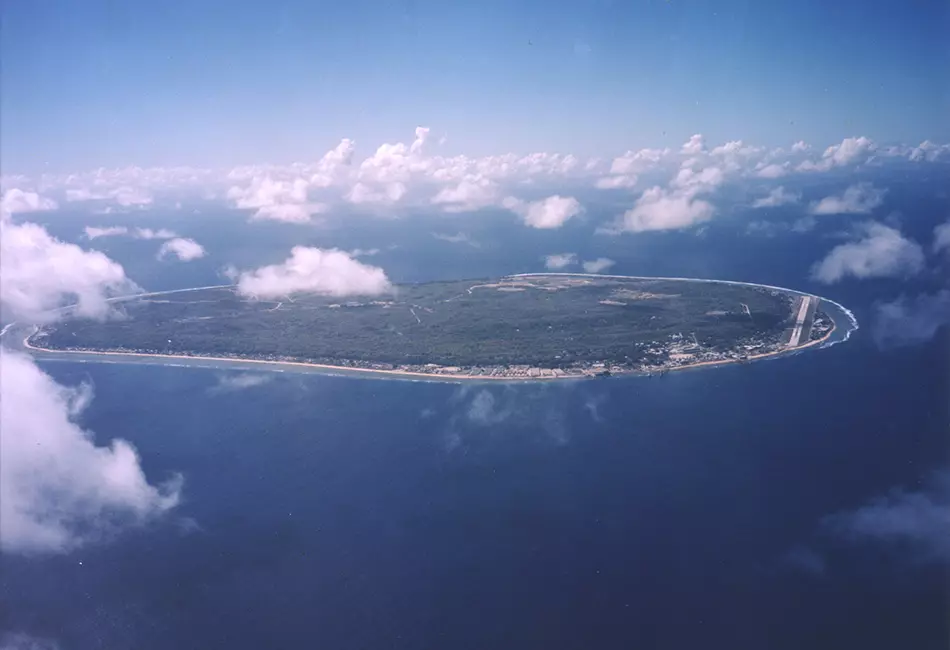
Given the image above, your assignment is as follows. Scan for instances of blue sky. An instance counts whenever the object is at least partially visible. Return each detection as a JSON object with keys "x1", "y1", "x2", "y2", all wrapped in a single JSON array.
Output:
[{"x1": 2, "y1": 0, "x2": 947, "y2": 172}]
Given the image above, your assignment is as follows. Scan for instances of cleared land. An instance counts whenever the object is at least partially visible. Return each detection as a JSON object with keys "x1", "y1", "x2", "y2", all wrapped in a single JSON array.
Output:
[{"x1": 28, "y1": 275, "x2": 828, "y2": 379}]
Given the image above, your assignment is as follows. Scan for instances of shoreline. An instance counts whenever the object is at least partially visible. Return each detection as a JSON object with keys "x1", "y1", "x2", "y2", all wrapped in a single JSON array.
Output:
[{"x1": 22, "y1": 320, "x2": 837, "y2": 383}]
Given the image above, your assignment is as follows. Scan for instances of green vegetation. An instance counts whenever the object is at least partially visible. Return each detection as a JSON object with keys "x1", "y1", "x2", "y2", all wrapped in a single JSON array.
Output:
[{"x1": 36, "y1": 276, "x2": 797, "y2": 369}]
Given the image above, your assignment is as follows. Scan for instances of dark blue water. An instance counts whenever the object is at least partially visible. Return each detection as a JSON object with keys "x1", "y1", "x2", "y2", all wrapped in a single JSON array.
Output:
[{"x1": 5, "y1": 176, "x2": 949, "y2": 649}]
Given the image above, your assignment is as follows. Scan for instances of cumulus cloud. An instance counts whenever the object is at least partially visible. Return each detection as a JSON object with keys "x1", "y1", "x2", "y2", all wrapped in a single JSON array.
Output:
[
  {"x1": 681, "y1": 134, "x2": 705, "y2": 155},
  {"x1": 752, "y1": 186, "x2": 801, "y2": 208},
  {"x1": 595, "y1": 147, "x2": 669, "y2": 189},
  {"x1": 798, "y1": 136, "x2": 876, "y2": 172},
  {"x1": 582, "y1": 257, "x2": 615, "y2": 273},
  {"x1": 158, "y1": 237, "x2": 206, "y2": 262},
  {"x1": 0, "y1": 348, "x2": 181, "y2": 554},
  {"x1": 809, "y1": 182, "x2": 885, "y2": 215},
  {"x1": 791, "y1": 140, "x2": 810, "y2": 153},
  {"x1": 872, "y1": 290, "x2": 950, "y2": 348},
  {"x1": 755, "y1": 163, "x2": 789, "y2": 179},
  {"x1": 431, "y1": 176, "x2": 497, "y2": 212},
  {"x1": 84, "y1": 226, "x2": 177, "y2": 240},
  {"x1": 909, "y1": 140, "x2": 950, "y2": 163},
  {"x1": 503, "y1": 195, "x2": 582, "y2": 229},
  {"x1": 227, "y1": 176, "x2": 325, "y2": 222},
  {"x1": 309, "y1": 138, "x2": 356, "y2": 187},
  {"x1": 810, "y1": 222, "x2": 924, "y2": 283},
  {"x1": 1, "y1": 189, "x2": 59, "y2": 216},
  {"x1": 209, "y1": 372, "x2": 274, "y2": 394},
  {"x1": 609, "y1": 186, "x2": 714, "y2": 233},
  {"x1": 234, "y1": 247, "x2": 391, "y2": 299},
  {"x1": 932, "y1": 220, "x2": 950, "y2": 255},
  {"x1": 824, "y1": 470, "x2": 950, "y2": 564},
  {"x1": 544, "y1": 253, "x2": 577, "y2": 270},
  {"x1": 1, "y1": 220, "x2": 138, "y2": 323},
  {"x1": 432, "y1": 232, "x2": 479, "y2": 247}
]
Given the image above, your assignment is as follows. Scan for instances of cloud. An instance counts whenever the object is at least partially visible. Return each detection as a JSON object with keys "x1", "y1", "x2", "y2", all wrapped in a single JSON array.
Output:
[
  {"x1": 798, "y1": 136, "x2": 876, "y2": 172},
  {"x1": 595, "y1": 147, "x2": 669, "y2": 189},
  {"x1": 609, "y1": 186, "x2": 714, "y2": 233},
  {"x1": 0, "y1": 632, "x2": 61, "y2": 650},
  {"x1": 1, "y1": 220, "x2": 138, "y2": 323},
  {"x1": 227, "y1": 176, "x2": 325, "y2": 222},
  {"x1": 582, "y1": 257, "x2": 615, "y2": 273},
  {"x1": 909, "y1": 140, "x2": 950, "y2": 163},
  {"x1": 544, "y1": 253, "x2": 577, "y2": 270},
  {"x1": 752, "y1": 186, "x2": 801, "y2": 208},
  {"x1": 824, "y1": 470, "x2": 950, "y2": 565},
  {"x1": 933, "y1": 220, "x2": 950, "y2": 255},
  {"x1": 84, "y1": 225, "x2": 129, "y2": 239},
  {"x1": 250, "y1": 203, "x2": 327, "y2": 223},
  {"x1": 0, "y1": 348, "x2": 181, "y2": 554},
  {"x1": 810, "y1": 222, "x2": 924, "y2": 283},
  {"x1": 791, "y1": 140, "x2": 810, "y2": 153},
  {"x1": 1, "y1": 190, "x2": 58, "y2": 217},
  {"x1": 809, "y1": 182, "x2": 885, "y2": 215},
  {"x1": 85, "y1": 226, "x2": 178, "y2": 241},
  {"x1": 209, "y1": 372, "x2": 274, "y2": 394},
  {"x1": 872, "y1": 290, "x2": 950, "y2": 348},
  {"x1": 432, "y1": 232, "x2": 479, "y2": 247},
  {"x1": 755, "y1": 163, "x2": 789, "y2": 179},
  {"x1": 234, "y1": 247, "x2": 391, "y2": 299},
  {"x1": 466, "y1": 390, "x2": 514, "y2": 426},
  {"x1": 158, "y1": 237, "x2": 206, "y2": 262},
  {"x1": 503, "y1": 195, "x2": 582, "y2": 229},
  {"x1": 431, "y1": 176, "x2": 497, "y2": 212},
  {"x1": 309, "y1": 138, "x2": 356, "y2": 187},
  {"x1": 681, "y1": 134, "x2": 705, "y2": 155}
]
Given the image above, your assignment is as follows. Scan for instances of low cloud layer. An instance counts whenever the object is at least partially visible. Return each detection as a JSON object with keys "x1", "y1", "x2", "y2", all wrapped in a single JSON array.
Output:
[
  {"x1": 1, "y1": 219, "x2": 138, "y2": 323},
  {"x1": 0, "y1": 349, "x2": 181, "y2": 554},
  {"x1": 752, "y1": 186, "x2": 801, "y2": 208},
  {"x1": 809, "y1": 183, "x2": 885, "y2": 215},
  {"x1": 582, "y1": 258, "x2": 615, "y2": 273},
  {"x1": 158, "y1": 237, "x2": 206, "y2": 262},
  {"x1": 85, "y1": 226, "x2": 177, "y2": 240},
  {"x1": 503, "y1": 195, "x2": 582, "y2": 229},
  {"x1": 872, "y1": 290, "x2": 950, "y2": 348},
  {"x1": 234, "y1": 247, "x2": 392, "y2": 299},
  {"x1": 810, "y1": 222, "x2": 924, "y2": 283},
  {"x1": 932, "y1": 220, "x2": 950, "y2": 255},
  {"x1": 544, "y1": 253, "x2": 577, "y2": 270},
  {"x1": 824, "y1": 470, "x2": 950, "y2": 565}
]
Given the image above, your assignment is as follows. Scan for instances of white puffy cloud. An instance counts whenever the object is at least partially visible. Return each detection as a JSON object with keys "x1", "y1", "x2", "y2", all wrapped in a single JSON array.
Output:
[
  {"x1": 609, "y1": 186, "x2": 714, "y2": 233},
  {"x1": 544, "y1": 253, "x2": 577, "y2": 270},
  {"x1": 681, "y1": 134, "x2": 705, "y2": 155},
  {"x1": 595, "y1": 174, "x2": 639, "y2": 189},
  {"x1": 582, "y1": 258, "x2": 615, "y2": 273},
  {"x1": 811, "y1": 222, "x2": 924, "y2": 283},
  {"x1": 1, "y1": 189, "x2": 58, "y2": 216},
  {"x1": 1, "y1": 220, "x2": 137, "y2": 323},
  {"x1": 909, "y1": 140, "x2": 950, "y2": 163},
  {"x1": 932, "y1": 220, "x2": 950, "y2": 254},
  {"x1": 824, "y1": 470, "x2": 950, "y2": 564},
  {"x1": 84, "y1": 226, "x2": 177, "y2": 240},
  {"x1": 503, "y1": 195, "x2": 582, "y2": 229},
  {"x1": 251, "y1": 203, "x2": 327, "y2": 223},
  {"x1": 227, "y1": 176, "x2": 325, "y2": 222},
  {"x1": 752, "y1": 186, "x2": 801, "y2": 208},
  {"x1": 791, "y1": 140, "x2": 810, "y2": 153},
  {"x1": 670, "y1": 165, "x2": 725, "y2": 192},
  {"x1": 158, "y1": 237, "x2": 206, "y2": 262},
  {"x1": 0, "y1": 348, "x2": 181, "y2": 555},
  {"x1": 431, "y1": 176, "x2": 497, "y2": 212},
  {"x1": 84, "y1": 226, "x2": 129, "y2": 239},
  {"x1": 798, "y1": 136, "x2": 876, "y2": 172},
  {"x1": 309, "y1": 138, "x2": 356, "y2": 187},
  {"x1": 872, "y1": 290, "x2": 950, "y2": 348},
  {"x1": 234, "y1": 247, "x2": 391, "y2": 299},
  {"x1": 809, "y1": 182, "x2": 885, "y2": 215},
  {"x1": 755, "y1": 163, "x2": 789, "y2": 179},
  {"x1": 595, "y1": 147, "x2": 670, "y2": 189}
]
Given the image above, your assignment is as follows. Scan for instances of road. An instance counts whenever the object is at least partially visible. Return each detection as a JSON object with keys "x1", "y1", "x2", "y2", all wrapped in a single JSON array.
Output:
[{"x1": 787, "y1": 295, "x2": 812, "y2": 347}]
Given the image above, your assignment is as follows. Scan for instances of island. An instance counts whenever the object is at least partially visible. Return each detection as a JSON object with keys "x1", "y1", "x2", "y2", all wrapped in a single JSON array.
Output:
[{"x1": 24, "y1": 274, "x2": 838, "y2": 381}]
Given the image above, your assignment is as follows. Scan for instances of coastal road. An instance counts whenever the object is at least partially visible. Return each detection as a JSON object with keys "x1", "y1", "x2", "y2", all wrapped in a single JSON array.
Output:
[{"x1": 787, "y1": 295, "x2": 812, "y2": 347}]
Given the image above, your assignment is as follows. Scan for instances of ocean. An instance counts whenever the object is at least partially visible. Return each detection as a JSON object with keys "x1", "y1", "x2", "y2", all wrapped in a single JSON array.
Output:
[{"x1": 4, "y1": 185, "x2": 949, "y2": 649}]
